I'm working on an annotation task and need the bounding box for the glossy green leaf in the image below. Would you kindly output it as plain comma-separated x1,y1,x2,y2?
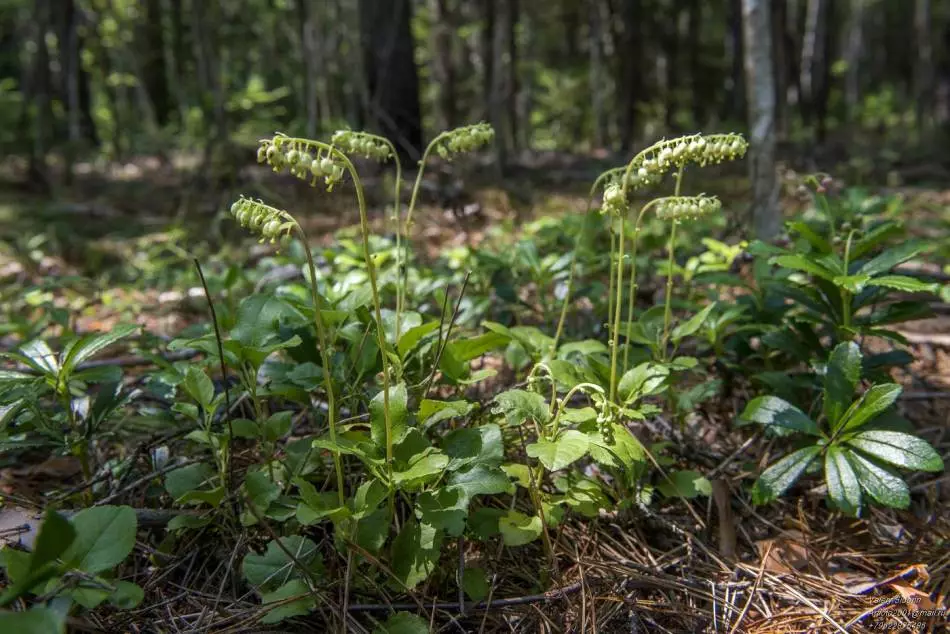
858,242,925,277
752,446,822,505
738,396,819,435
825,447,862,516
846,451,910,509
418,399,474,428
393,451,450,490
847,430,944,472
526,430,589,471
823,342,862,428
866,275,939,293
671,302,717,341
837,383,902,433
586,423,646,469
618,362,669,403
397,321,440,357
62,324,137,373
448,464,511,498
770,255,837,281
165,463,215,500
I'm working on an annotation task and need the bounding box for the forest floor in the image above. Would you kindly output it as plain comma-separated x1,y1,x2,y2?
1,152,949,632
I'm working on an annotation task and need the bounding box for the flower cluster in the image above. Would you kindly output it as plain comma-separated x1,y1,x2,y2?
655,195,722,222
601,182,628,217
331,130,393,162
257,136,346,190
627,133,748,187
434,122,495,160
230,196,297,244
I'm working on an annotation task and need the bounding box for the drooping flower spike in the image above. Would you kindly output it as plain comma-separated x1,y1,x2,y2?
331,130,394,162
433,122,494,160
258,134,347,190
654,195,722,222
230,196,297,245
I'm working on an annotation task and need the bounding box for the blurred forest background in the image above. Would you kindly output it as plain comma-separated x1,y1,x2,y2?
3,0,950,194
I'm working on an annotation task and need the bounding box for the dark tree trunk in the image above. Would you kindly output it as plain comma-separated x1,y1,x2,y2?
143,0,171,127
28,0,53,193
481,0,494,121
507,0,519,151
430,0,458,130
725,0,746,122
359,0,423,160
616,0,643,150
772,0,788,138
687,0,704,127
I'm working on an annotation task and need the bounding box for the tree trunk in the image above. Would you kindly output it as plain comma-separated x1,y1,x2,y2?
489,0,508,169
844,0,866,115
914,0,934,135
687,0,704,127
742,0,780,240
725,0,746,123
143,0,171,127
481,0,494,122
297,0,318,137
429,0,457,131
359,0,423,159
772,0,788,138
506,0,519,152
616,0,643,150
28,0,53,193
590,0,606,148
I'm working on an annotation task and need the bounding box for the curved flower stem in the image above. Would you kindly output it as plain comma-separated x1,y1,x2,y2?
276,136,396,498
551,171,614,356
608,211,626,404
659,166,685,361
298,226,346,507
397,132,448,342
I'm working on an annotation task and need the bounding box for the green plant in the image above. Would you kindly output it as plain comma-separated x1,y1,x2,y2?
0,506,141,631
0,326,138,487
738,342,943,516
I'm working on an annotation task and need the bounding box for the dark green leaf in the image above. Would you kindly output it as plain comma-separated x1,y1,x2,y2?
418,399,474,428
262,411,293,442
391,520,442,589
462,566,490,601
671,303,717,341
846,451,910,509
448,464,511,498
837,384,902,433
491,389,549,426
373,611,431,634
242,536,322,591
657,470,712,499
823,342,862,428
526,430,589,471
846,431,944,472
498,510,542,546
752,446,822,505
62,324,137,373
0,607,65,633
858,242,926,277
62,506,137,574
618,362,670,403
738,396,819,436
442,424,504,470
825,447,862,516
770,255,837,281
866,275,939,293
260,579,316,624
165,463,215,500
370,383,408,449
182,367,214,408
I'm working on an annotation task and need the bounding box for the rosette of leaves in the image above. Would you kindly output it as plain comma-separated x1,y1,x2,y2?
738,342,943,516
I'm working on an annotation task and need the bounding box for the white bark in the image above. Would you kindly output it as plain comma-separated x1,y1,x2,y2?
742,0,780,240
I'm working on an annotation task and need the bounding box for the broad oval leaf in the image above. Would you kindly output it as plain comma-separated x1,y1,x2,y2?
370,383,409,449
526,430,589,471
391,520,442,590
751,446,822,505
373,611,431,634
618,362,670,403
242,536,322,591
62,505,137,574
738,396,819,436
824,447,862,517
498,510,542,546
846,430,944,472
492,389,550,426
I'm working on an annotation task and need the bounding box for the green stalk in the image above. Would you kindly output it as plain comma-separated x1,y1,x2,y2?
397,133,448,342
552,172,616,356
608,212,626,403
841,229,857,332
659,166,685,361
299,226,345,507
